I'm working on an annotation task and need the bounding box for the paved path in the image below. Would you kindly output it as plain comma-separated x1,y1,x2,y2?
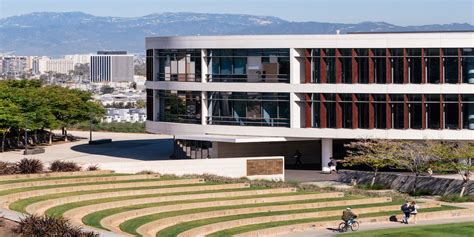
0,131,173,165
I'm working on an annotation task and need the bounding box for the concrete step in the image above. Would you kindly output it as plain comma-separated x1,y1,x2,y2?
0,170,114,181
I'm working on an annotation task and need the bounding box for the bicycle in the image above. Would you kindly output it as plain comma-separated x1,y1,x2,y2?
338,218,360,232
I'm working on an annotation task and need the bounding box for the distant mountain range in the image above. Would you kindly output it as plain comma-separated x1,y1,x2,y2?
0,12,473,57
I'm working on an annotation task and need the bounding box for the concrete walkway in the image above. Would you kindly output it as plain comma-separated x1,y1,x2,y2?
0,131,173,165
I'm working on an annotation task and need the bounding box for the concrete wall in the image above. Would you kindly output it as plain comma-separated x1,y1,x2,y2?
99,156,285,181
338,170,473,196
211,141,321,167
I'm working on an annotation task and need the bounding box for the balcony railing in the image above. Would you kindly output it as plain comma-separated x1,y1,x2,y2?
206,74,289,83
157,113,201,124
206,116,290,127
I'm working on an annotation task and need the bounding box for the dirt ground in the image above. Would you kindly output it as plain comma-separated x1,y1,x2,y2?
0,218,18,237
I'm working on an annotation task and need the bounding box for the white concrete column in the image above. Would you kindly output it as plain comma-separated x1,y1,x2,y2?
201,49,208,83
289,48,302,84
201,92,208,125
321,138,333,171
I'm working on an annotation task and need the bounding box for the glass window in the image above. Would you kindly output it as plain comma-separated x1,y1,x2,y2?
408,94,423,129
373,94,386,128
391,94,405,129
357,94,369,129
158,90,201,124
426,94,441,129
157,49,201,82
444,94,459,129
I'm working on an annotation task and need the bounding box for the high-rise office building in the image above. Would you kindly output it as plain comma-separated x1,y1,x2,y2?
90,51,134,82
145,32,474,169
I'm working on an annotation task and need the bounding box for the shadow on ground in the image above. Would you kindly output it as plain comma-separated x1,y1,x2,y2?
71,138,174,161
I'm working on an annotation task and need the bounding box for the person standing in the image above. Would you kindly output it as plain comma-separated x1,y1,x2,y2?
410,201,418,224
328,158,337,173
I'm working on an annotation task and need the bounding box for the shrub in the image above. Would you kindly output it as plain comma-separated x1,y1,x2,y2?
16,158,43,174
438,195,474,203
14,215,98,237
50,160,81,172
355,183,391,190
86,164,99,171
0,161,18,175
409,189,433,196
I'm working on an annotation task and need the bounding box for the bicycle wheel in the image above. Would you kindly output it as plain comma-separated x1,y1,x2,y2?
338,222,348,232
351,221,360,231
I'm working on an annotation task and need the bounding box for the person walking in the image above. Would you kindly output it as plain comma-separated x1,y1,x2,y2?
410,201,418,224
293,150,302,166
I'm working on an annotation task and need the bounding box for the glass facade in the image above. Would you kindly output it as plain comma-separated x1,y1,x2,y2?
207,49,290,83
308,48,474,84
308,93,473,130
157,90,201,124
208,92,290,127
157,49,201,82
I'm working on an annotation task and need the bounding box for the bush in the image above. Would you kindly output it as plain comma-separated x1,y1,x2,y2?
17,158,43,174
86,164,99,171
0,161,18,175
409,189,433,196
50,160,81,172
355,183,391,190
14,215,98,237
438,195,474,203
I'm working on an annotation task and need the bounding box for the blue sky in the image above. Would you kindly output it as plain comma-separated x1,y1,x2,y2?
0,0,472,25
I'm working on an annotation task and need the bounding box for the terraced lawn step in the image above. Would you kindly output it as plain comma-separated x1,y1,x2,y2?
1,178,204,208
68,188,300,231
235,206,470,237
101,191,332,234
136,197,390,237
175,203,440,237
26,183,248,215
0,174,161,190
0,170,115,181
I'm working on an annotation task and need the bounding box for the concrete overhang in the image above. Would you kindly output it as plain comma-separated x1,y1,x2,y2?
174,134,319,143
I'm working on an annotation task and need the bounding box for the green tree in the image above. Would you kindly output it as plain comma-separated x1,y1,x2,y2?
343,139,400,187
431,141,474,197
0,99,22,152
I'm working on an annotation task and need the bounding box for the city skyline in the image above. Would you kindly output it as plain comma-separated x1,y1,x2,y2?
1,0,473,26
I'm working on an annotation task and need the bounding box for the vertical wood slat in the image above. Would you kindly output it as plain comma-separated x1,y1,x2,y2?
440,48,444,84
440,94,444,129
320,49,327,83
458,94,463,129
305,49,312,83
422,94,427,129
352,49,358,84
369,49,375,84
352,94,358,129
305,93,312,128
458,48,462,84
404,94,409,129
369,94,375,129
403,48,409,84
335,49,342,83
336,94,342,128
386,94,391,129
421,48,426,84
386,49,392,84
320,93,327,128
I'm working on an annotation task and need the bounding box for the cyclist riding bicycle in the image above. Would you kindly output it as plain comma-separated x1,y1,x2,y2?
342,207,358,226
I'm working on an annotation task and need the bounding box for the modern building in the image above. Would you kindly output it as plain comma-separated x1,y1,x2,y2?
65,54,92,66
45,59,75,74
0,56,28,78
90,51,134,83
145,32,474,170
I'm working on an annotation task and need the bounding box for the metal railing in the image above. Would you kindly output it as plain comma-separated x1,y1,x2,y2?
206,74,289,83
206,116,290,127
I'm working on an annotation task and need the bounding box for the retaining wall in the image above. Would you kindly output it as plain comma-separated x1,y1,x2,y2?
338,170,473,196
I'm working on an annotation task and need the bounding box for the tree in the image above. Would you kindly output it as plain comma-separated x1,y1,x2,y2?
343,139,400,187
0,99,22,152
395,141,438,194
136,99,145,109
430,141,474,197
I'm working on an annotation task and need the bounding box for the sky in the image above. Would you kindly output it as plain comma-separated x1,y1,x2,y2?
0,0,473,26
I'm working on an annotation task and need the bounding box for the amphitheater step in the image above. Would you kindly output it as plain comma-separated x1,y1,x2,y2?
0,170,114,181
136,196,391,236
25,183,248,215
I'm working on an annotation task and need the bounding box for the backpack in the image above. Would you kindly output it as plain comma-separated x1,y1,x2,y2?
400,204,408,212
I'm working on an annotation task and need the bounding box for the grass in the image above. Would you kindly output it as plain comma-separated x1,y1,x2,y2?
9,182,219,213
85,191,328,229
209,206,462,237
438,195,474,203
0,173,128,185
46,186,268,217
337,221,474,237
117,194,356,235
138,200,405,237
0,177,172,197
